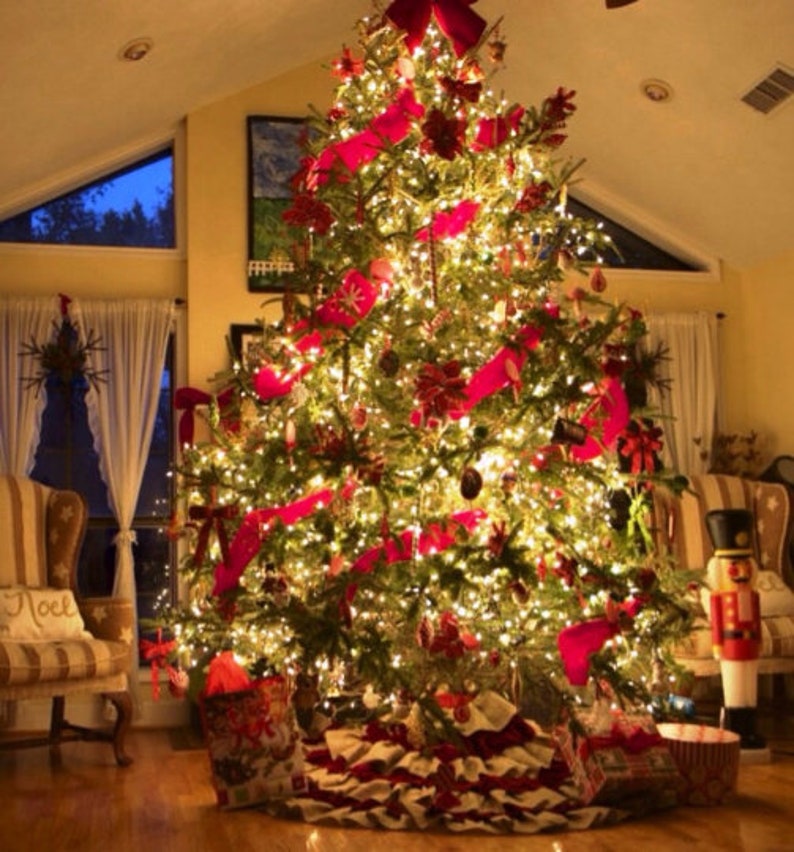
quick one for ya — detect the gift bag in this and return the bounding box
[555,705,680,807]
[201,654,305,809]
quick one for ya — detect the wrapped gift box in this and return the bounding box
[555,706,680,807]
[657,723,740,806]
[202,674,305,809]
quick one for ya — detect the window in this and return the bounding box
[0,149,174,248]
[567,196,700,272]
[31,338,176,659]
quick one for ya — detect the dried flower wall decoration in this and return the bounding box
[19,293,107,395]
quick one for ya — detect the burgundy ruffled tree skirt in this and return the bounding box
[263,692,653,834]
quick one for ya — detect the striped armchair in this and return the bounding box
[0,476,133,765]
[652,474,794,681]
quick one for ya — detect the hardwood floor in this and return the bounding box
[1,714,792,852]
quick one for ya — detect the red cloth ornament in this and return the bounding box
[557,619,619,686]
[456,324,544,418]
[386,0,487,58]
[471,106,525,150]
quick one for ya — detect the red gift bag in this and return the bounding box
[201,654,305,809]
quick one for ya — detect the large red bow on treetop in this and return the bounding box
[386,0,487,57]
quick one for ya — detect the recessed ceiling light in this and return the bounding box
[640,78,673,103]
[119,38,153,62]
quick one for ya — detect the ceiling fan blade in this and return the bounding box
[606,0,638,7]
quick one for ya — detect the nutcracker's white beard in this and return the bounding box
[721,659,759,707]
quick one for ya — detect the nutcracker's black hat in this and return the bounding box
[705,508,754,554]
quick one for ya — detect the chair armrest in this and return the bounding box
[78,596,135,645]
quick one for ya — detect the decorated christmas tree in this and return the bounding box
[164,0,696,743]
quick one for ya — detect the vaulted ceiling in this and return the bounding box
[1,0,792,270]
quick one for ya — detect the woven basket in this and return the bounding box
[657,723,740,806]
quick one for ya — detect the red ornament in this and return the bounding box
[590,266,608,293]
[460,466,483,500]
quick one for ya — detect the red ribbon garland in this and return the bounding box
[311,87,425,186]
[212,488,340,596]
[386,0,487,57]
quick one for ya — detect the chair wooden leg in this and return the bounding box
[104,691,134,767]
[48,696,65,764]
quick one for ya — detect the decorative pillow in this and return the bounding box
[700,570,794,618]
[0,586,92,641]
[755,570,794,616]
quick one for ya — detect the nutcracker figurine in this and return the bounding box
[705,509,766,749]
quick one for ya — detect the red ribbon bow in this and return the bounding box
[386,0,487,57]
[139,628,177,700]
[174,386,236,447]
[189,503,238,567]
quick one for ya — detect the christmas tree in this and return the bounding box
[165,0,696,742]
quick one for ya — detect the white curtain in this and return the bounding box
[0,296,59,475]
[72,298,174,704]
[645,312,720,476]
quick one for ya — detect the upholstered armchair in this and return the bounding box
[652,473,794,687]
[0,475,133,765]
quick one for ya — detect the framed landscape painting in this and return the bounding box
[247,115,305,292]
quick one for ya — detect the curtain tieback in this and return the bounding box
[114,529,138,547]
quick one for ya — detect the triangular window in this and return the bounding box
[568,196,699,271]
[0,148,174,248]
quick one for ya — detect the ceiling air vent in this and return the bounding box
[741,64,794,114]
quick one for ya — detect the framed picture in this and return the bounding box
[247,115,306,292]
[230,323,265,369]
